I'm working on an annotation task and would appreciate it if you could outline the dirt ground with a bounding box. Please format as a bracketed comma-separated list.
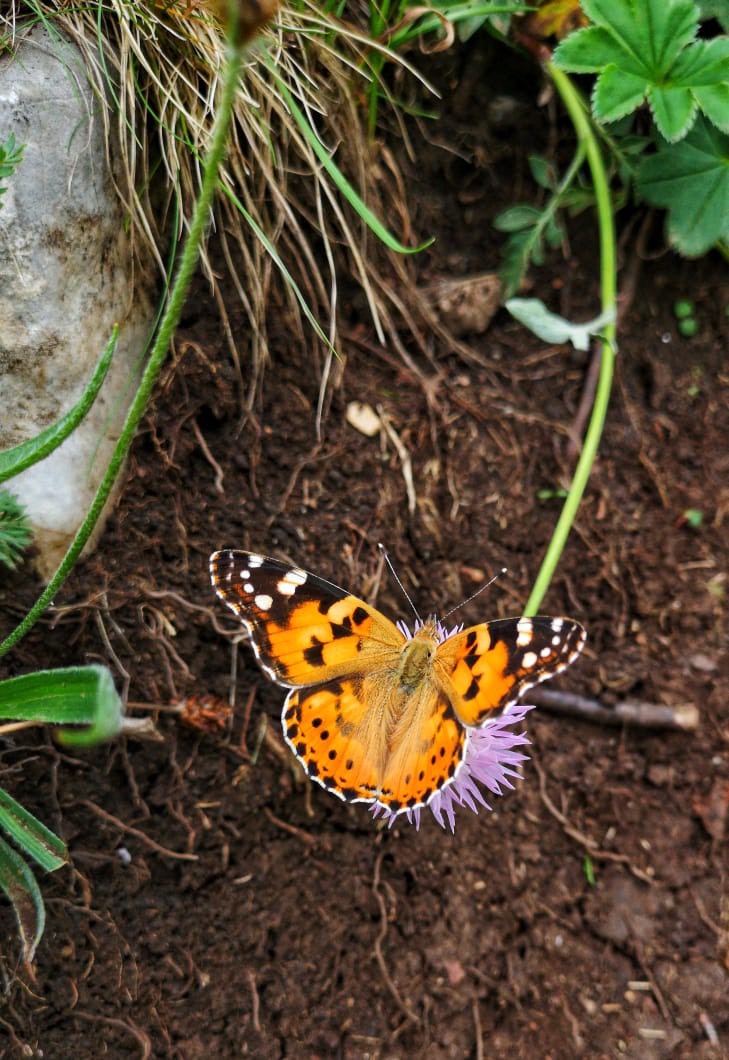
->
[1, 34, 728, 1060]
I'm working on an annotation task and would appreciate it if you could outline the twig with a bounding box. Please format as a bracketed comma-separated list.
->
[372, 851, 420, 1025]
[191, 418, 225, 494]
[239, 684, 257, 754]
[532, 688, 699, 731]
[378, 408, 416, 516]
[566, 343, 601, 462]
[248, 969, 262, 1033]
[70, 1011, 152, 1058]
[79, 800, 198, 861]
[262, 808, 317, 848]
[0, 720, 41, 736]
[472, 997, 484, 1060]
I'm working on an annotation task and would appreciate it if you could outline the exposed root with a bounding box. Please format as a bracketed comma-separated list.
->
[372, 851, 420, 1026]
[79, 800, 198, 862]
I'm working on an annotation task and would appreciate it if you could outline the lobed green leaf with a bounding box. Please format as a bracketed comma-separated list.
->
[555, 0, 729, 140]
[505, 298, 615, 351]
[637, 116, 729, 254]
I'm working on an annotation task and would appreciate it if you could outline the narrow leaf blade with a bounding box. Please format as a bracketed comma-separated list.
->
[0, 789, 67, 872]
[0, 835, 45, 963]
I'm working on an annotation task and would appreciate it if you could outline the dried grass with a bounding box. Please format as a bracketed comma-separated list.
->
[1, 0, 445, 404]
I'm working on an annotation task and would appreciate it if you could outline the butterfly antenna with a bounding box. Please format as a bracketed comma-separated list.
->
[378, 544, 423, 626]
[441, 567, 508, 622]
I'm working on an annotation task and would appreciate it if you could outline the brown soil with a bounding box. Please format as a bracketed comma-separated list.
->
[1, 37, 728, 1060]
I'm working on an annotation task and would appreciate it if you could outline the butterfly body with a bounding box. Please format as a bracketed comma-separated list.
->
[210, 549, 586, 815]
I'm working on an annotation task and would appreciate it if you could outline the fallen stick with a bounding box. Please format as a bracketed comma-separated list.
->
[531, 688, 699, 731]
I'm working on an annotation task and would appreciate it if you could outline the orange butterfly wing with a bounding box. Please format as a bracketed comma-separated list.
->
[210, 550, 469, 812]
[210, 549, 403, 686]
[435, 616, 586, 728]
[283, 672, 468, 812]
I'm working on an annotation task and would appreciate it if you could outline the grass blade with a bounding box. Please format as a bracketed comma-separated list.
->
[0, 789, 67, 873]
[0, 835, 46, 964]
[261, 49, 433, 255]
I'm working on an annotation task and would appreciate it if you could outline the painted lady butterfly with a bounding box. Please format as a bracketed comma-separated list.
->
[210, 549, 586, 816]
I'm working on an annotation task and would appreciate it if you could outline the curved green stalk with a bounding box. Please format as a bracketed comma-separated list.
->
[0, 24, 247, 659]
[524, 63, 617, 617]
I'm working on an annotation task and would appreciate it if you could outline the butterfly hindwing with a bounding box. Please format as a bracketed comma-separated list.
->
[436, 616, 586, 728]
[209, 549, 404, 687]
[282, 672, 468, 812]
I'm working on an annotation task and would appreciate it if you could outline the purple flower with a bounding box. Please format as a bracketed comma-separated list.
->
[371, 703, 535, 832]
[373, 619, 535, 831]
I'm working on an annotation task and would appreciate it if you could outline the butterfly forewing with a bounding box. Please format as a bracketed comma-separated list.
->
[436, 616, 586, 728]
[210, 549, 404, 687]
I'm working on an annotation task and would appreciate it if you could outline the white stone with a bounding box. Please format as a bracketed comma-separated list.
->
[0, 25, 157, 578]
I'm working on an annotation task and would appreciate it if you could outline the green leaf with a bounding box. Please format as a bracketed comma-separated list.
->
[682, 507, 703, 527]
[528, 155, 554, 190]
[594, 67, 649, 122]
[0, 835, 46, 963]
[648, 84, 697, 142]
[0, 329, 117, 484]
[493, 205, 543, 232]
[554, 0, 729, 141]
[637, 116, 729, 255]
[0, 665, 122, 746]
[0, 132, 24, 208]
[694, 82, 729, 134]
[554, 26, 627, 73]
[0, 789, 66, 872]
[505, 298, 616, 350]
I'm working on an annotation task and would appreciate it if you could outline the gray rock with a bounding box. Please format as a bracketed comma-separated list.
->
[0, 24, 157, 578]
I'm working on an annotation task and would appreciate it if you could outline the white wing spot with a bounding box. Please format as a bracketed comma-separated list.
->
[225, 570, 233, 583]
[521, 650, 538, 668]
[284, 568, 308, 586]
[248, 555, 264, 568]
[254, 594, 273, 611]
[277, 579, 297, 597]
[551, 618, 564, 632]
[240, 569, 250, 580]
[540, 646, 552, 659]
[516, 618, 533, 647]
[243, 582, 254, 594]
[552, 634, 563, 646]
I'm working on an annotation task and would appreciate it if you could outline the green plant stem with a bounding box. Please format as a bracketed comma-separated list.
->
[0, 31, 246, 660]
[524, 63, 617, 617]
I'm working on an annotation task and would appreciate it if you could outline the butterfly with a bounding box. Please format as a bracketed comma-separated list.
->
[210, 549, 586, 816]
